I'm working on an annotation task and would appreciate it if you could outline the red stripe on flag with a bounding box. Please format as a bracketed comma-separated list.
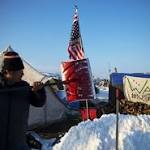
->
[67, 7, 85, 60]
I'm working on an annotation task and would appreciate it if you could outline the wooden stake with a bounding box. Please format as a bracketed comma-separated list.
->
[86, 99, 89, 120]
[116, 88, 119, 150]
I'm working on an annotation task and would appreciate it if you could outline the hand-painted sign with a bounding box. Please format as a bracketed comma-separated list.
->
[123, 75, 150, 105]
[61, 58, 95, 102]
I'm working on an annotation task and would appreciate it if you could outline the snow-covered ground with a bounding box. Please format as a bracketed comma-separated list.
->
[53, 114, 150, 150]
[96, 86, 109, 103]
[32, 88, 150, 150]
[36, 114, 150, 150]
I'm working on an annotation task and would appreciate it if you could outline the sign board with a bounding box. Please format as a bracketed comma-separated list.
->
[61, 58, 95, 102]
[123, 75, 150, 105]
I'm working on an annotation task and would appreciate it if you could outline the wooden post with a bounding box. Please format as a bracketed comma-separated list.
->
[116, 88, 120, 150]
[86, 99, 89, 120]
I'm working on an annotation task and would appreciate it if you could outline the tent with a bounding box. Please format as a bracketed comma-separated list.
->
[0, 46, 80, 129]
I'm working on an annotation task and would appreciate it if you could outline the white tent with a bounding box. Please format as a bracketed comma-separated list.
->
[0, 46, 79, 129]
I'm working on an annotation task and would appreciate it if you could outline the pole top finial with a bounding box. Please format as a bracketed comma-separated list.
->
[74, 0, 78, 9]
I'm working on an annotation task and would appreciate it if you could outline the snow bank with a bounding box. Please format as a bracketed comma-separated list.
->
[53, 114, 150, 150]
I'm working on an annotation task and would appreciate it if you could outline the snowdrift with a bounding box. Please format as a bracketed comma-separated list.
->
[53, 114, 150, 150]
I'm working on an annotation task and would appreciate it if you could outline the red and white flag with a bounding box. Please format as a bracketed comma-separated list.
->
[67, 7, 85, 60]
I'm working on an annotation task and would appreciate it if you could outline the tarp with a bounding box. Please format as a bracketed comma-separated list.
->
[80, 108, 97, 121]
[0, 46, 79, 129]
[110, 73, 150, 87]
[61, 58, 96, 102]
[109, 73, 150, 103]
[123, 75, 150, 105]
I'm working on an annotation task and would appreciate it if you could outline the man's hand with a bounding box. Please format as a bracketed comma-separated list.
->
[32, 81, 44, 92]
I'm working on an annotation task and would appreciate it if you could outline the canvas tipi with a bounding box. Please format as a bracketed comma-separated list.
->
[0, 46, 79, 129]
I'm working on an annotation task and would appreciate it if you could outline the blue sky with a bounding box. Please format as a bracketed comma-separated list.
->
[0, 0, 150, 78]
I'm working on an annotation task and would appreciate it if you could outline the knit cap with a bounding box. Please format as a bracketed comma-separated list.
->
[2, 51, 24, 71]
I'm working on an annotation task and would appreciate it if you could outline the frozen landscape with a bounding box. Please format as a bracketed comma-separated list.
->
[53, 114, 150, 150]
[32, 88, 150, 150]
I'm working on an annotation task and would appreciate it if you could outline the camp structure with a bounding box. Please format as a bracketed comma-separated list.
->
[108, 72, 150, 115]
[0, 46, 80, 129]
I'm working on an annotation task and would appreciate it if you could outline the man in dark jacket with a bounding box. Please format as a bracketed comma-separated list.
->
[0, 51, 46, 150]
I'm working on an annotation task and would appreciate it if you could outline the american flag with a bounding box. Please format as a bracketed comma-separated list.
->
[68, 7, 85, 60]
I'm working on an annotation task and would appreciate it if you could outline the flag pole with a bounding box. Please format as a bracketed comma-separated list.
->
[74, 4, 85, 57]
[74, 0, 78, 9]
